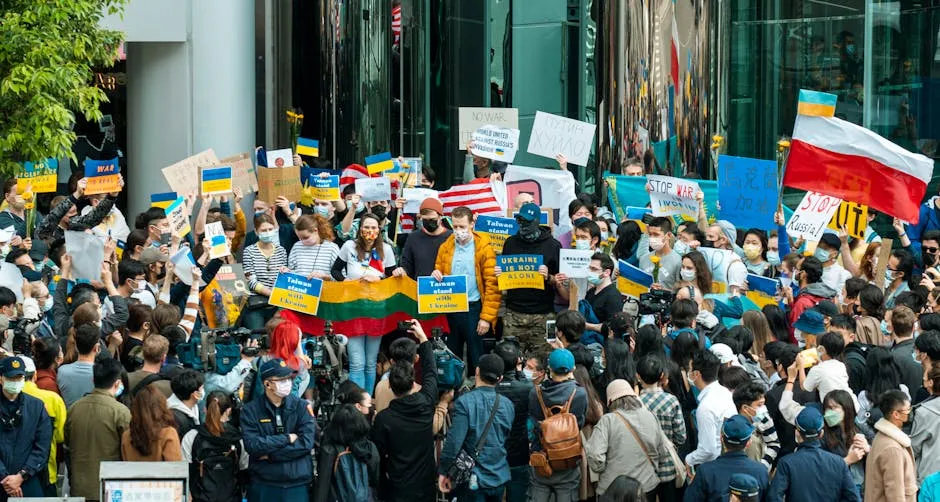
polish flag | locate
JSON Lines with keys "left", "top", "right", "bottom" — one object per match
{"left": 783, "top": 115, "right": 932, "bottom": 223}
{"left": 438, "top": 182, "right": 503, "bottom": 216}
{"left": 670, "top": 15, "right": 680, "bottom": 90}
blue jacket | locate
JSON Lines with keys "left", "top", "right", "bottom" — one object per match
{"left": 0, "top": 392, "right": 51, "bottom": 479}
{"left": 683, "top": 450, "right": 768, "bottom": 502}
{"left": 906, "top": 198, "right": 940, "bottom": 257}
{"left": 440, "top": 386, "right": 515, "bottom": 489}
{"left": 241, "top": 392, "right": 316, "bottom": 487}
{"left": 766, "top": 440, "right": 860, "bottom": 502}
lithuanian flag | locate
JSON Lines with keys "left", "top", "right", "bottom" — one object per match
{"left": 617, "top": 260, "right": 652, "bottom": 298}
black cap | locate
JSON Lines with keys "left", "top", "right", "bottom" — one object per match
{"left": 477, "top": 354, "right": 504, "bottom": 383}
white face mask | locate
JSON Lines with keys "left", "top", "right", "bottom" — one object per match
{"left": 649, "top": 237, "right": 665, "bottom": 251}
{"left": 674, "top": 240, "right": 690, "bottom": 256}
{"left": 454, "top": 229, "right": 472, "bottom": 243}
{"left": 273, "top": 379, "right": 292, "bottom": 398}
{"left": 41, "top": 296, "right": 54, "bottom": 313}
{"left": 754, "top": 405, "right": 770, "bottom": 421}
{"left": 523, "top": 368, "right": 535, "bottom": 380}
{"left": 680, "top": 269, "right": 696, "bottom": 282}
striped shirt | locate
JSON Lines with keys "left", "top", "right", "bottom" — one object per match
{"left": 289, "top": 241, "right": 340, "bottom": 278}
{"left": 243, "top": 243, "right": 288, "bottom": 291}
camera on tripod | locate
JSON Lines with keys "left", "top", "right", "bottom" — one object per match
{"left": 637, "top": 289, "right": 675, "bottom": 320}
{"left": 303, "top": 321, "right": 348, "bottom": 427}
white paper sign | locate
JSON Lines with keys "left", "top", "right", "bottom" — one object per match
{"left": 646, "top": 174, "right": 701, "bottom": 220}
{"left": 471, "top": 125, "right": 520, "bottom": 163}
{"left": 786, "top": 191, "right": 843, "bottom": 241}
{"left": 401, "top": 188, "right": 440, "bottom": 214}
{"left": 205, "top": 221, "right": 230, "bottom": 259}
{"left": 0, "top": 263, "right": 24, "bottom": 303}
{"left": 559, "top": 249, "right": 594, "bottom": 279}
{"left": 458, "top": 107, "right": 519, "bottom": 149}
{"left": 170, "top": 247, "right": 198, "bottom": 286}
{"left": 0, "top": 226, "right": 15, "bottom": 243}
{"left": 355, "top": 177, "right": 392, "bottom": 202}
{"left": 526, "top": 111, "right": 597, "bottom": 166}
{"left": 265, "top": 148, "right": 294, "bottom": 168}
{"left": 65, "top": 230, "right": 105, "bottom": 281}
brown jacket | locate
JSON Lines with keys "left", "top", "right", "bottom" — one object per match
{"left": 65, "top": 389, "right": 131, "bottom": 501}
{"left": 865, "top": 418, "right": 917, "bottom": 502}
{"left": 121, "top": 426, "right": 183, "bottom": 462}
{"left": 433, "top": 231, "right": 500, "bottom": 324}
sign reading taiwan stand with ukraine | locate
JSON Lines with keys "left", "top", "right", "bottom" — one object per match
{"left": 84, "top": 158, "right": 121, "bottom": 195}
{"left": 475, "top": 215, "right": 518, "bottom": 254}
{"left": 497, "top": 255, "right": 544, "bottom": 290}
{"left": 417, "top": 275, "right": 469, "bottom": 314}
{"left": 269, "top": 272, "right": 323, "bottom": 316}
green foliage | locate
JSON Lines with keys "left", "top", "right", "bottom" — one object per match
{"left": 0, "top": 0, "right": 127, "bottom": 175}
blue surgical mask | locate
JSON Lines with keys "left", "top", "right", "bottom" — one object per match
{"left": 575, "top": 239, "right": 591, "bottom": 250}
{"left": 587, "top": 272, "right": 603, "bottom": 285}
{"left": 254, "top": 211, "right": 266, "bottom": 220}
{"left": 766, "top": 250, "right": 781, "bottom": 266}
{"left": 315, "top": 206, "right": 330, "bottom": 217}
{"left": 258, "top": 230, "right": 278, "bottom": 244}
{"left": 673, "top": 240, "right": 690, "bottom": 256}
{"left": 814, "top": 247, "right": 831, "bottom": 263}
{"left": 881, "top": 319, "right": 890, "bottom": 335}
{"left": 115, "top": 382, "right": 124, "bottom": 397}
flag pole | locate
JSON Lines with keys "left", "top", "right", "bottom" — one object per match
{"left": 776, "top": 137, "right": 791, "bottom": 212}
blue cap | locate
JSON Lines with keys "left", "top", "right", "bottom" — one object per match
{"left": 0, "top": 357, "right": 26, "bottom": 378}
{"left": 721, "top": 415, "right": 755, "bottom": 445}
{"left": 548, "top": 349, "right": 575, "bottom": 374}
{"left": 793, "top": 309, "right": 826, "bottom": 335}
{"left": 259, "top": 358, "right": 295, "bottom": 381}
{"left": 796, "top": 407, "right": 825, "bottom": 437}
{"left": 729, "top": 473, "right": 760, "bottom": 497}
{"left": 516, "top": 202, "right": 540, "bottom": 222}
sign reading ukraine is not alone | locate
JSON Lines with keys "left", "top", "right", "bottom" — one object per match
{"left": 269, "top": 272, "right": 323, "bottom": 316}
{"left": 417, "top": 275, "right": 469, "bottom": 314}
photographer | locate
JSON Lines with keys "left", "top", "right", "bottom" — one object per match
{"left": 204, "top": 338, "right": 257, "bottom": 396}
{"left": 374, "top": 337, "right": 419, "bottom": 414}
{"left": 664, "top": 299, "right": 712, "bottom": 357}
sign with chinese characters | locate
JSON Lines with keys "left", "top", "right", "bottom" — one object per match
{"left": 717, "top": 155, "right": 778, "bottom": 229}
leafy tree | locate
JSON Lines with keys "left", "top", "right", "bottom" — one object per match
{"left": 0, "top": 0, "right": 127, "bottom": 175}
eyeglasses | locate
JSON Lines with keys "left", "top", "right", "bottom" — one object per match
{"left": 926, "top": 247, "right": 940, "bottom": 254}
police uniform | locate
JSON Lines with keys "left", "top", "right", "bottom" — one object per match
{"left": 241, "top": 358, "right": 316, "bottom": 502}
{"left": 0, "top": 356, "right": 51, "bottom": 501}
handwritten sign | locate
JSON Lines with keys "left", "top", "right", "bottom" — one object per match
{"left": 355, "top": 177, "right": 392, "bottom": 202}
{"left": 83, "top": 157, "right": 121, "bottom": 195}
{"left": 162, "top": 149, "right": 219, "bottom": 195}
{"left": 786, "top": 191, "right": 842, "bottom": 241}
{"left": 269, "top": 272, "right": 323, "bottom": 315}
{"left": 310, "top": 175, "right": 341, "bottom": 201}
{"left": 219, "top": 152, "right": 258, "bottom": 193}
{"left": 717, "top": 155, "right": 777, "bottom": 229}
{"left": 17, "top": 158, "right": 58, "bottom": 193}
{"left": 200, "top": 166, "right": 233, "bottom": 195}
{"left": 646, "top": 174, "right": 701, "bottom": 220}
{"left": 559, "top": 249, "right": 593, "bottom": 278}
{"left": 170, "top": 247, "right": 198, "bottom": 285}
{"left": 151, "top": 192, "right": 177, "bottom": 209}
{"left": 401, "top": 187, "right": 439, "bottom": 214}
{"left": 216, "top": 263, "right": 249, "bottom": 296}
{"left": 165, "top": 196, "right": 191, "bottom": 238}
{"left": 496, "top": 254, "right": 544, "bottom": 290}
{"left": 526, "top": 111, "right": 597, "bottom": 166}
{"left": 471, "top": 125, "right": 520, "bottom": 163}
{"left": 475, "top": 215, "right": 518, "bottom": 254}
{"left": 828, "top": 201, "right": 868, "bottom": 239}
{"left": 417, "top": 275, "right": 469, "bottom": 314}
{"left": 458, "top": 107, "right": 519, "bottom": 149}
{"left": 266, "top": 148, "right": 293, "bottom": 168}
{"left": 257, "top": 165, "right": 302, "bottom": 203}
{"left": 205, "top": 221, "right": 230, "bottom": 259}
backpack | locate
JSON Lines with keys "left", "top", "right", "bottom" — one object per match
{"left": 433, "top": 339, "right": 465, "bottom": 390}
{"left": 534, "top": 386, "right": 582, "bottom": 464}
{"left": 190, "top": 432, "right": 241, "bottom": 502}
{"left": 331, "top": 448, "right": 372, "bottom": 502}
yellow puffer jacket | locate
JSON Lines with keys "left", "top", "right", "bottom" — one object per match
{"left": 433, "top": 231, "right": 501, "bottom": 325}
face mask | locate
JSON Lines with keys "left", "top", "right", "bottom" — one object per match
{"left": 814, "top": 247, "right": 831, "bottom": 263}
{"left": 846, "top": 44, "right": 856, "bottom": 56}
{"left": 673, "top": 241, "right": 690, "bottom": 256}
{"left": 913, "top": 352, "right": 921, "bottom": 364}
{"left": 687, "top": 372, "right": 697, "bottom": 387}
{"left": 361, "top": 228, "right": 379, "bottom": 241}
{"left": 371, "top": 205, "right": 388, "bottom": 220}
{"left": 258, "top": 230, "right": 279, "bottom": 244}
{"left": 881, "top": 319, "right": 890, "bottom": 335}
{"left": 115, "top": 382, "right": 124, "bottom": 398}
{"left": 600, "top": 231, "right": 609, "bottom": 242}
{"left": 135, "top": 280, "right": 146, "bottom": 292}
{"left": 649, "top": 237, "right": 665, "bottom": 251}
{"left": 680, "top": 269, "right": 696, "bottom": 282}
{"left": 195, "top": 388, "right": 205, "bottom": 403}
{"left": 767, "top": 250, "right": 781, "bottom": 266}
{"left": 754, "top": 405, "right": 769, "bottom": 421}
{"left": 422, "top": 219, "right": 440, "bottom": 233}
{"left": 523, "top": 369, "right": 535, "bottom": 380}
{"left": 743, "top": 244, "right": 762, "bottom": 260}
{"left": 3, "top": 380, "right": 24, "bottom": 396}
{"left": 587, "top": 272, "right": 603, "bottom": 285}
{"left": 824, "top": 408, "right": 844, "bottom": 427}
{"left": 454, "top": 229, "right": 472, "bottom": 243}
{"left": 519, "top": 221, "right": 541, "bottom": 242}
{"left": 314, "top": 206, "right": 330, "bottom": 217}
{"left": 574, "top": 239, "right": 591, "bottom": 250}
{"left": 816, "top": 347, "right": 825, "bottom": 359}
{"left": 274, "top": 379, "right": 292, "bottom": 398}
{"left": 41, "top": 296, "right": 54, "bottom": 313}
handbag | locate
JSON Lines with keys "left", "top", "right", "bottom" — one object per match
{"left": 445, "top": 394, "right": 501, "bottom": 487}
{"left": 245, "top": 295, "right": 269, "bottom": 310}
{"left": 613, "top": 410, "right": 687, "bottom": 488}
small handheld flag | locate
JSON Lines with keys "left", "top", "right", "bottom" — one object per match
{"left": 365, "top": 152, "right": 394, "bottom": 175}
{"left": 797, "top": 90, "right": 837, "bottom": 117}
{"left": 296, "top": 137, "right": 320, "bottom": 157}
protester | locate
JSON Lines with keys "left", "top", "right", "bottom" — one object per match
{"left": 493, "top": 340, "right": 534, "bottom": 502}
{"left": 122, "top": 385, "right": 183, "bottom": 461}
{"left": 685, "top": 350, "right": 737, "bottom": 469}
{"left": 242, "top": 213, "right": 288, "bottom": 329}
{"left": 314, "top": 403, "right": 379, "bottom": 502}
{"left": 911, "top": 366, "right": 940, "bottom": 486}
{"left": 167, "top": 368, "right": 204, "bottom": 438}
{"left": 401, "top": 198, "right": 451, "bottom": 278}
{"left": 865, "top": 389, "right": 917, "bottom": 501}
{"left": 18, "top": 356, "right": 65, "bottom": 496}
{"left": 182, "top": 391, "right": 249, "bottom": 502}
{"left": 56, "top": 323, "right": 101, "bottom": 408}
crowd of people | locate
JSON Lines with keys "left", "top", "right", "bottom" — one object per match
{"left": 0, "top": 148, "right": 939, "bottom": 502}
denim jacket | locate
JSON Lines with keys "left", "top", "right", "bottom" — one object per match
{"left": 439, "top": 386, "right": 515, "bottom": 489}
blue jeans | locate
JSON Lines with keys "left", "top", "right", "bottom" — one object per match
{"left": 454, "top": 484, "right": 505, "bottom": 502}
{"left": 506, "top": 465, "right": 529, "bottom": 502}
{"left": 347, "top": 335, "right": 383, "bottom": 394}
{"left": 242, "top": 305, "right": 277, "bottom": 331}
{"left": 446, "top": 301, "right": 483, "bottom": 374}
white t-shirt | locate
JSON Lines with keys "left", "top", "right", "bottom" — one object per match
{"left": 337, "top": 240, "right": 397, "bottom": 278}
{"left": 803, "top": 359, "right": 860, "bottom": 410}
{"left": 822, "top": 264, "right": 852, "bottom": 297}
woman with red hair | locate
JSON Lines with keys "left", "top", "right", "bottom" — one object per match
{"left": 252, "top": 320, "right": 309, "bottom": 400}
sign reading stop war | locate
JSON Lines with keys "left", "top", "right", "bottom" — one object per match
{"left": 828, "top": 201, "right": 868, "bottom": 239}
{"left": 526, "top": 111, "right": 597, "bottom": 167}
{"left": 786, "top": 191, "right": 842, "bottom": 241}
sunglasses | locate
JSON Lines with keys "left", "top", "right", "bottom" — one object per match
{"left": 925, "top": 247, "right": 939, "bottom": 254}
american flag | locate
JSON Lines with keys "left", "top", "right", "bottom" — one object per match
{"left": 392, "top": 5, "right": 402, "bottom": 46}
{"left": 438, "top": 182, "right": 503, "bottom": 216}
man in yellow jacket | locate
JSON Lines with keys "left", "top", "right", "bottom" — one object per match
{"left": 20, "top": 356, "right": 66, "bottom": 496}
{"left": 432, "top": 205, "right": 500, "bottom": 375}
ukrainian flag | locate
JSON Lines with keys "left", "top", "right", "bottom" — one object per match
{"left": 365, "top": 152, "right": 394, "bottom": 174}
{"left": 297, "top": 137, "right": 320, "bottom": 157}
{"left": 617, "top": 260, "right": 653, "bottom": 298}
{"left": 744, "top": 273, "right": 780, "bottom": 309}
{"left": 797, "top": 89, "right": 837, "bottom": 117}
{"left": 151, "top": 192, "right": 177, "bottom": 209}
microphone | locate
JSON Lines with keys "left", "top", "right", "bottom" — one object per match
{"left": 334, "top": 334, "right": 349, "bottom": 346}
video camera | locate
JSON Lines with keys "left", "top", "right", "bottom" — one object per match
{"left": 7, "top": 318, "right": 39, "bottom": 357}
{"left": 431, "top": 327, "right": 466, "bottom": 391}
{"left": 201, "top": 326, "right": 269, "bottom": 374}
{"left": 637, "top": 289, "right": 675, "bottom": 320}
{"left": 303, "top": 321, "right": 348, "bottom": 427}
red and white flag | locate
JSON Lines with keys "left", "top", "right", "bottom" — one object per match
{"left": 784, "top": 115, "right": 932, "bottom": 223}
{"left": 438, "top": 182, "right": 503, "bottom": 216}
{"left": 670, "top": 14, "right": 680, "bottom": 90}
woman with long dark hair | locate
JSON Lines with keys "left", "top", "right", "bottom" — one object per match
{"left": 634, "top": 325, "right": 666, "bottom": 364}
{"left": 858, "top": 346, "right": 909, "bottom": 421}
{"left": 823, "top": 389, "right": 871, "bottom": 491}
{"left": 182, "top": 391, "right": 248, "bottom": 502}
{"left": 612, "top": 221, "right": 643, "bottom": 265}
{"left": 855, "top": 285, "right": 886, "bottom": 346}
{"left": 598, "top": 337, "right": 637, "bottom": 401}
{"left": 314, "top": 404, "right": 380, "bottom": 502}
{"left": 761, "top": 304, "right": 791, "bottom": 344}
{"left": 674, "top": 251, "right": 713, "bottom": 307}
{"left": 666, "top": 331, "right": 700, "bottom": 458}
{"left": 122, "top": 385, "right": 182, "bottom": 461}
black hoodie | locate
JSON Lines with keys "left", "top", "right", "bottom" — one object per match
{"left": 502, "top": 227, "right": 562, "bottom": 314}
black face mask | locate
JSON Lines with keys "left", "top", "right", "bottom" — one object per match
{"left": 926, "top": 252, "right": 939, "bottom": 267}
{"left": 371, "top": 205, "right": 388, "bottom": 221}
{"left": 422, "top": 219, "right": 440, "bottom": 233}
{"left": 519, "top": 221, "right": 541, "bottom": 242}
{"left": 701, "top": 239, "right": 716, "bottom": 249}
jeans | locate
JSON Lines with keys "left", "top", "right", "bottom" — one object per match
{"left": 242, "top": 305, "right": 277, "bottom": 331}
{"left": 528, "top": 466, "right": 580, "bottom": 502}
{"left": 506, "top": 465, "right": 530, "bottom": 502}
{"left": 347, "top": 335, "right": 383, "bottom": 394}
{"left": 446, "top": 301, "right": 484, "bottom": 375}
{"left": 454, "top": 484, "right": 506, "bottom": 502}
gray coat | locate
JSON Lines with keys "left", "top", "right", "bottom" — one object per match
{"left": 911, "top": 395, "right": 940, "bottom": 485}
{"left": 584, "top": 407, "right": 667, "bottom": 494}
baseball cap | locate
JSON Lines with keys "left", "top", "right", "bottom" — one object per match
{"left": 140, "top": 247, "right": 168, "bottom": 266}
{"left": 0, "top": 357, "right": 26, "bottom": 378}
{"left": 710, "top": 343, "right": 737, "bottom": 365}
{"left": 548, "top": 349, "right": 575, "bottom": 374}
{"left": 722, "top": 415, "right": 755, "bottom": 446}
{"left": 819, "top": 232, "right": 842, "bottom": 250}
{"left": 419, "top": 197, "right": 444, "bottom": 215}
{"left": 729, "top": 473, "right": 761, "bottom": 498}
{"left": 19, "top": 355, "right": 35, "bottom": 374}
{"left": 812, "top": 300, "right": 839, "bottom": 318}
{"left": 793, "top": 310, "right": 826, "bottom": 335}
{"left": 259, "top": 358, "right": 295, "bottom": 381}
{"left": 796, "top": 407, "right": 825, "bottom": 438}
{"left": 605, "top": 379, "right": 636, "bottom": 405}
{"left": 516, "top": 202, "right": 540, "bottom": 222}
{"left": 477, "top": 354, "right": 505, "bottom": 383}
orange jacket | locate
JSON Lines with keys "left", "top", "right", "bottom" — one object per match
{"left": 434, "top": 231, "right": 501, "bottom": 325}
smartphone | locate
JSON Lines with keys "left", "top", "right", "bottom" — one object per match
{"left": 160, "top": 232, "right": 171, "bottom": 246}
{"left": 545, "top": 320, "right": 557, "bottom": 342}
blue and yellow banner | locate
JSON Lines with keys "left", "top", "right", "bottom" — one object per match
{"left": 269, "top": 272, "right": 323, "bottom": 316}
{"left": 151, "top": 192, "right": 178, "bottom": 209}
{"left": 417, "top": 275, "right": 469, "bottom": 314}
{"left": 797, "top": 89, "right": 837, "bottom": 117}
{"left": 497, "top": 254, "right": 544, "bottom": 290}
{"left": 310, "top": 175, "right": 341, "bottom": 201}
{"left": 201, "top": 166, "right": 233, "bottom": 195}
{"left": 365, "top": 152, "right": 394, "bottom": 175}
{"left": 296, "top": 137, "right": 320, "bottom": 157}
{"left": 625, "top": 206, "right": 652, "bottom": 231}
{"left": 83, "top": 157, "right": 121, "bottom": 195}
{"left": 17, "top": 158, "right": 58, "bottom": 194}
{"left": 475, "top": 215, "right": 518, "bottom": 254}
{"left": 617, "top": 259, "right": 653, "bottom": 298}
{"left": 745, "top": 273, "right": 780, "bottom": 308}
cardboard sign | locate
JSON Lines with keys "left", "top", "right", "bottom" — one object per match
{"left": 355, "top": 177, "right": 392, "bottom": 202}
{"left": 717, "top": 155, "right": 778, "bottom": 230}
{"left": 200, "top": 166, "right": 233, "bottom": 195}
{"left": 269, "top": 272, "right": 323, "bottom": 315}
{"left": 310, "top": 175, "right": 341, "bottom": 201}
{"left": 162, "top": 149, "right": 219, "bottom": 195}
{"left": 417, "top": 275, "right": 469, "bottom": 314}
{"left": 401, "top": 188, "right": 439, "bottom": 214}
{"left": 17, "top": 158, "right": 58, "bottom": 193}
{"left": 496, "top": 254, "right": 544, "bottom": 290}
{"left": 165, "top": 196, "right": 191, "bottom": 238}
{"left": 219, "top": 152, "right": 258, "bottom": 193}
{"left": 216, "top": 263, "right": 249, "bottom": 296}
{"left": 617, "top": 259, "right": 653, "bottom": 298}
{"left": 526, "top": 111, "right": 597, "bottom": 166}
{"left": 205, "top": 221, "right": 230, "bottom": 259}
{"left": 151, "top": 192, "right": 177, "bottom": 209}
{"left": 458, "top": 107, "right": 519, "bottom": 149}
{"left": 646, "top": 174, "right": 701, "bottom": 220}
{"left": 257, "top": 165, "right": 302, "bottom": 203}
{"left": 475, "top": 215, "right": 518, "bottom": 254}
{"left": 786, "top": 191, "right": 842, "bottom": 241}
{"left": 471, "top": 125, "right": 520, "bottom": 163}
{"left": 559, "top": 249, "right": 593, "bottom": 279}
{"left": 266, "top": 148, "right": 293, "bottom": 168}
{"left": 83, "top": 157, "right": 121, "bottom": 195}
{"left": 828, "top": 201, "right": 868, "bottom": 239}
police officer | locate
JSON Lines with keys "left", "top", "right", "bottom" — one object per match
{"left": 241, "top": 358, "right": 315, "bottom": 502}
{"left": 0, "top": 356, "right": 51, "bottom": 500}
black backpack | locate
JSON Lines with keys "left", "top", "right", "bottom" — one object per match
{"left": 331, "top": 448, "right": 372, "bottom": 502}
{"left": 190, "top": 431, "right": 242, "bottom": 502}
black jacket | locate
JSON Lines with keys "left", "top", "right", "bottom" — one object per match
{"left": 314, "top": 438, "right": 380, "bottom": 502}
{"left": 371, "top": 340, "right": 438, "bottom": 502}
{"left": 496, "top": 370, "right": 533, "bottom": 467}
{"left": 188, "top": 423, "right": 244, "bottom": 502}
{"left": 0, "top": 392, "right": 51, "bottom": 480}
{"left": 765, "top": 377, "right": 819, "bottom": 461}
{"left": 241, "top": 392, "right": 316, "bottom": 487}
{"left": 843, "top": 342, "right": 870, "bottom": 395}
{"left": 502, "top": 227, "right": 561, "bottom": 314}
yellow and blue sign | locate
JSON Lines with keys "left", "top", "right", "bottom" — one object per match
{"left": 417, "top": 275, "right": 469, "bottom": 314}
{"left": 745, "top": 273, "right": 780, "bottom": 309}
{"left": 83, "top": 157, "right": 121, "bottom": 195}
{"left": 17, "top": 158, "right": 58, "bottom": 193}
{"left": 617, "top": 260, "right": 653, "bottom": 298}
{"left": 497, "top": 254, "right": 544, "bottom": 290}
{"left": 310, "top": 175, "right": 341, "bottom": 201}
{"left": 365, "top": 152, "right": 394, "bottom": 175}
{"left": 269, "top": 272, "right": 323, "bottom": 316}
{"left": 296, "top": 137, "right": 320, "bottom": 157}
{"left": 625, "top": 206, "right": 652, "bottom": 232}
{"left": 475, "top": 215, "right": 517, "bottom": 254}
{"left": 201, "top": 166, "right": 233, "bottom": 195}
{"left": 797, "top": 89, "right": 837, "bottom": 117}
{"left": 150, "top": 192, "right": 178, "bottom": 209}
{"left": 165, "top": 196, "right": 191, "bottom": 238}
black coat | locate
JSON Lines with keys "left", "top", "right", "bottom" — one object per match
{"left": 495, "top": 371, "right": 533, "bottom": 467}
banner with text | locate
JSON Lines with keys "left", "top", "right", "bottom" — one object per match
{"left": 828, "top": 200, "right": 868, "bottom": 239}
{"left": 717, "top": 155, "right": 778, "bottom": 230}
{"left": 458, "top": 107, "right": 519, "bottom": 149}
{"left": 785, "top": 191, "right": 842, "bottom": 241}
{"left": 646, "top": 174, "right": 701, "bottom": 220}
{"left": 471, "top": 125, "right": 520, "bottom": 163}
{"left": 417, "top": 275, "right": 469, "bottom": 314}
{"left": 475, "top": 215, "right": 518, "bottom": 254}
{"left": 84, "top": 157, "right": 121, "bottom": 195}
{"left": 17, "top": 159, "right": 58, "bottom": 193}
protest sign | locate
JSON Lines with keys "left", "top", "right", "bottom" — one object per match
{"left": 560, "top": 249, "right": 593, "bottom": 279}
{"left": 162, "top": 149, "right": 219, "bottom": 195}
{"left": 355, "top": 177, "right": 392, "bottom": 202}
{"left": 0, "top": 226, "right": 15, "bottom": 243}
{"left": 165, "top": 196, "right": 191, "bottom": 238}
{"left": 83, "top": 157, "right": 121, "bottom": 195}
{"left": 458, "top": 107, "right": 519, "bottom": 148}
{"left": 310, "top": 175, "right": 341, "bottom": 201}
{"left": 296, "top": 137, "right": 319, "bottom": 157}
{"left": 215, "top": 263, "right": 250, "bottom": 296}
{"left": 828, "top": 201, "right": 868, "bottom": 239}
{"left": 170, "top": 247, "right": 198, "bottom": 286}
{"left": 0, "top": 263, "right": 24, "bottom": 303}
{"left": 471, "top": 125, "right": 520, "bottom": 163}
{"left": 151, "top": 192, "right": 177, "bottom": 209}
{"left": 497, "top": 255, "right": 544, "bottom": 290}
{"left": 365, "top": 152, "right": 394, "bottom": 174}
{"left": 475, "top": 215, "right": 517, "bottom": 254}
{"left": 219, "top": 152, "right": 258, "bottom": 193}
{"left": 401, "top": 188, "right": 439, "bottom": 213}
{"left": 526, "top": 111, "right": 597, "bottom": 166}
{"left": 266, "top": 148, "right": 293, "bottom": 168}
{"left": 386, "top": 157, "right": 421, "bottom": 187}
{"left": 504, "top": 165, "right": 577, "bottom": 233}
{"left": 65, "top": 230, "right": 104, "bottom": 281}
{"left": 717, "top": 155, "right": 778, "bottom": 229}
{"left": 257, "top": 165, "right": 302, "bottom": 203}
{"left": 17, "top": 159, "right": 58, "bottom": 193}
{"left": 269, "top": 272, "right": 323, "bottom": 315}
{"left": 205, "top": 221, "right": 230, "bottom": 259}
{"left": 785, "top": 191, "right": 842, "bottom": 241}
{"left": 200, "top": 166, "right": 233, "bottom": 195}
{"left": 617, "top": 260, "right": 653, "bottom": 298}
{"left": 746, "top": 274, "right": 780, "bottom": 308}
{"left": 646, "top": 174, "right": 701, "bottom": 220}
{"left": 417, "top": 275, "right": 469, "bottom": 314}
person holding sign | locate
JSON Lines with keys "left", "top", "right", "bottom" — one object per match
{"left": 242, "top": 214, "right": 288, "bottom": 330}
{"left": 815, "top": 233, "right": 854, "bottom": 297}
{"left": 0, "top": 179, "right": 40, "bottom": 247}
{"left": 583, "top": 253, "right": 624, "bottom": 331}
{"left": 36, "top": 178, "right": 121, "bottom": 243}
{"left": 639, "top": 217, "right": 682, "bottom": 290}
{"left": 431, "top": 206, "right": 500, "bottom": 374}
{"left": 136, "top": 207, "right": 172, "bottom": 252}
